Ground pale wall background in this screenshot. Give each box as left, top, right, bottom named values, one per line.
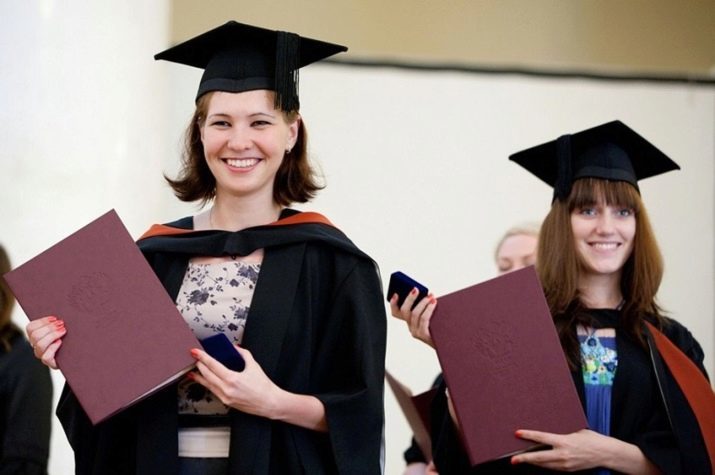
left=2, top=2, right=714, bottom=474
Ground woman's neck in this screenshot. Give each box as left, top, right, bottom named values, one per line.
left=210, top=195, right=283, bottom=232
left=578, top=272, right=624, bottom=309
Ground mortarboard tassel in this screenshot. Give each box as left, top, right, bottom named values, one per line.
left=275, top=31, right=301, bottom=112
left=554, top=134, right=573, bottom=202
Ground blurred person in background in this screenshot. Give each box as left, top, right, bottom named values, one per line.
left=0, top=243, right=53, bottom=475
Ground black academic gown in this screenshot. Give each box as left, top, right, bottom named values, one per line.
left=56, top=209, right=387, bottom=475
left=0, top=330, right=53, bottom=475
left=430, top=310, right=711, bottom=475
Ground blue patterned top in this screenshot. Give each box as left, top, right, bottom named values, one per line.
left=578, top=325, right=618, bottom=475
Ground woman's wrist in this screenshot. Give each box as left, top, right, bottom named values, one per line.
left=265, top=387, right=328, bottom=432
left=600, top=437, right=660, bottom=475
left=265, top=386, right=289, bottom=421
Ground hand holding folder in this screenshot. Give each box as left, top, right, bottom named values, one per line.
left=4, top=210, right=200, bottom=424
left=428, top=266, right=587, bottom=466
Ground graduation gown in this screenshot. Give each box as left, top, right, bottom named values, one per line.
left=0, top=330, right=53, bottom=475
left=56, top=209, right=387, bottom=475
left=429, top=310, right=711, bottom=475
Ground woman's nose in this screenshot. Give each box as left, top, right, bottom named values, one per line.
left=595, top=213, right=615, bottom=234
left=227, top=130, right=252, bottom=151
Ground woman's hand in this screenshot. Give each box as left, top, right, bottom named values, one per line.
left=190, top=345, right=281, bottom=417
left=402, top=462, right=427, bottom=475
left=402, top=460, right=439, bottom=475
left=389, top=288, right=437, bottom=348
left=26, top=316, right=66, bottom=369
left=190, top=345, right=327, bottom=431
left=511, top=429, right=661, bottom=474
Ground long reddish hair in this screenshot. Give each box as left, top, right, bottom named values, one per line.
left=537, top=178, right=665, bottom=369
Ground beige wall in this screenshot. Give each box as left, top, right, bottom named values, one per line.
left=171, top=0, right=715, bottom=76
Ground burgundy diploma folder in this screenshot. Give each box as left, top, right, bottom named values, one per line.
left=3, top=209, right=199, bottom=424
left=385, top=370, right=436, bottom=461
left=429, top=266, right=586, bottom=466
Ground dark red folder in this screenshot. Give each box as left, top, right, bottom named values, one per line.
left=385, top=370, right=437, bottom=461
left=3, top=210, right=199, bottom=424
left=429, top=266, right=586, bottom=466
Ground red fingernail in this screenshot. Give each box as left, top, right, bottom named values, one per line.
left=411, top=288, right=418, bottom=295
left=186, top=372, right=195, bottom=380
left=47, top=316, right=57, bottom=322
left=190, top=348, right=201, bottom=358
left=515, top=430, right=522, bottom=437
left=511, top=457, right=519, bottom=465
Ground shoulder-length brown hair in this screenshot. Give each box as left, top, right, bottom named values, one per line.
left=0, top=244, right=19, bottom=352
left=165, top=91, right=324, bottom=207
left=537, top=178, right=665, bottom=369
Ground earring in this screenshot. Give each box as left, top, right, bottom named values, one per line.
left=285, top=148, right=292, bottom=154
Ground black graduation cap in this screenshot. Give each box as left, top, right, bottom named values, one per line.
left=154, top=21, right=347, bottom=110
left=509, top=120, right=680, bottom=201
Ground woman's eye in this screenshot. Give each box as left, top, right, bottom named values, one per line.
left=210, top=120, right=230, bottom=127
left=252, top=120, right=271, bottom=127
left=617, top=208, right=634, bottom=217
left=580, top=208, right=596, bottom=216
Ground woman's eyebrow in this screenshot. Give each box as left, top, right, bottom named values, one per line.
left=248, top=111, right=276, bottom=119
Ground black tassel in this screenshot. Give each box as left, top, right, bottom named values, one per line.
left=554, top=134, right=573, bottom=202
left=275, top=31, right=300, bottom=111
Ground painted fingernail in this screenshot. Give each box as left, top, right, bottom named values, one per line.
left=411, top=288, right=418, bottom=295
left=47, top=316, right=57, bottom=322
left=54, top=321, right=65, bottom=329
left=190, top=348, right=201, bottom=358
left=515, top=430, right=523, bottom=437
left=511, top=456, right=519, bottom=465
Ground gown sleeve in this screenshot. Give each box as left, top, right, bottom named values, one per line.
left=312, top=258, right=387, bottom=474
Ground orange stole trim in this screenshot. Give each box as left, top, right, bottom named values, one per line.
left=138, top=211, right=335, bottom=241
left=267, top=211, right=334, bottom=227
left=138, top=224, right=193, bottom=240
left=645, top=321, right=715, bottom=473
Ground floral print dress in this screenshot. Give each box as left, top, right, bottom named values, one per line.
left=175, top=261, right=261, bottom=416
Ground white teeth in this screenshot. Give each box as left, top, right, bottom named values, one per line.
left=591, top=243, right=619, bottom=250
left=226, top=158, right=259, bottom=168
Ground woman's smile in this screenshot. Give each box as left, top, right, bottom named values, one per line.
left=223, top=157, right=262, bottom=170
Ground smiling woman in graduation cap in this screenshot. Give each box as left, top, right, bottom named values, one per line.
left=395, top=120, right=713, bottom=475
left=506, top=121, right=713, bottom=475
left=26, top=21, right=387, bottom=475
